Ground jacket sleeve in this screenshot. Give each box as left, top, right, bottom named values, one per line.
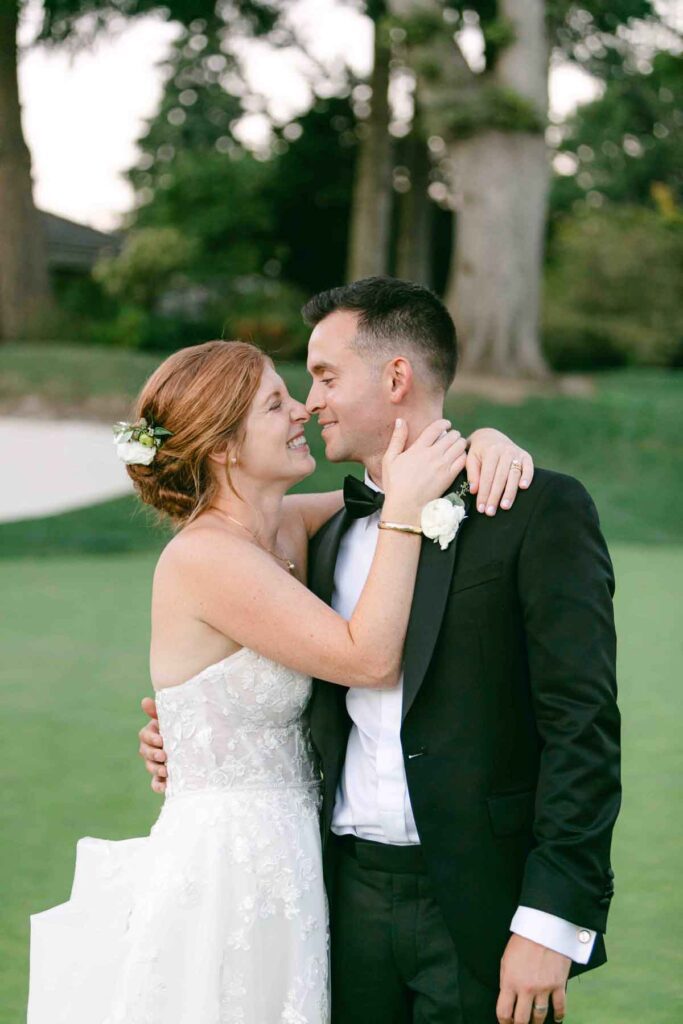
left=517, top=473, right=620, bottom=933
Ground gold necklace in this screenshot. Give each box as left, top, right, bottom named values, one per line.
left=210, top=507, right=296, bottom=573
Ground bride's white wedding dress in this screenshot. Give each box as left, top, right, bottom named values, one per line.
left=28, top=648, right=329, bottom=1024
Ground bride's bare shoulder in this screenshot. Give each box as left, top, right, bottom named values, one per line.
left=154, top=522, right=250, bottom=582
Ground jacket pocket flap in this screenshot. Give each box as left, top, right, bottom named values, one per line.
left=450, top=560, right=503, bottom=595
left=487, top=789, right=535, bottom=837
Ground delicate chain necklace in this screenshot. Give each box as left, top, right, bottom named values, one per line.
left=210, top=507, right=296, bottom=574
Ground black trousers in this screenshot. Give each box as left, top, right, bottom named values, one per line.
left=329, top=835, right=499, bottom=1024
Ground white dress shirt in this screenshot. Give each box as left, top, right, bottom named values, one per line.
left=329, top=472, right=597, bottom=964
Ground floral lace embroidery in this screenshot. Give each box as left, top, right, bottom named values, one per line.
left=33, top=649, right=330, bottom=1024
left=156, top=649, right=320, bottom=797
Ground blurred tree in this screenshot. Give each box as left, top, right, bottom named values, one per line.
left=346, top=0, right=394, bottom=280
left=393, top=106, right=435, bottom=285
left=551, top=51, right=682, bottom=214
left=0, top=0, right=278, bottom=341
left=126, top=22, right=276, bottom=283
left=390, top=0, right=549, bottom=375
left=124, top=20, right=358, bottom=295
left=387, top=0, right=663, bottom=377
left=544, top=206, right=683, bottom=369
left=94, top=226, right=199, bottom=308
left=267, top=97, right=358, bottom=293
left=0, top=2, right=52, bottom=340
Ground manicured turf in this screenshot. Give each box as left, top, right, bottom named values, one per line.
left=1, top=359, right=681, bottom=1017
left=0, top=341, right=162, bottom=406
left=1, top=366, right=681, bottom=559
left=1, top=342, right=682, bottom=544
left=0, top=545, right=681, bottom=1021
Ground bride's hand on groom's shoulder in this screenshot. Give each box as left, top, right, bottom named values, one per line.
left=466, top=428, right=534, bottom=517
left=139, top=697, right=167, bottom=794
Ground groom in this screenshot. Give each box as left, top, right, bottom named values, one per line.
left=142, top=278, right=621, bottom=1023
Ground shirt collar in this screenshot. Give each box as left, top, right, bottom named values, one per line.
left=364, top=470, right=384, bottom=495
left=361, top=470, right=383, bottom=530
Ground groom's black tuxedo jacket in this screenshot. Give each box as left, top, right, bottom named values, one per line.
left=306, top=468, right=621, bottom=989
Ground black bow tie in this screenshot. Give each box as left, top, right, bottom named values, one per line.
left=343, top=475, right=385, bottom=519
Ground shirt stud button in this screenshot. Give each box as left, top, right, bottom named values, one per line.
left=578, top=929, right=592, bottom=944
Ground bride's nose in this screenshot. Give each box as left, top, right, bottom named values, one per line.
left=290, top=401, right=310, bottom=424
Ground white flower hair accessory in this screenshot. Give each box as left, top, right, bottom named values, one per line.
left=113, top=417, right=173, bottom=466
left=420, top=481, right=470, bottom=551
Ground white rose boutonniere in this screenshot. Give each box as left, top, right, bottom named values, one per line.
left=421, top=483, right=469, bottom=551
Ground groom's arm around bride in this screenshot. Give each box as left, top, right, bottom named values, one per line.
left=494, top=469, right=620, bottom=1022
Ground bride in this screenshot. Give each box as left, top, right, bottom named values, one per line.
left=28, top=339, right=530, bottom=1024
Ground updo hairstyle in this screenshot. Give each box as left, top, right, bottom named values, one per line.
left=126, top=340, right=266, bottom=525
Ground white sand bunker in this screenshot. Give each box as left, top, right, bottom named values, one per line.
left=0, top=418, right=133, bottom=523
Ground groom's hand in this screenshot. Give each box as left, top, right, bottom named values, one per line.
left=497, top=935, right=570, bottom=1024
left=138, top=697, right=167, bottom=794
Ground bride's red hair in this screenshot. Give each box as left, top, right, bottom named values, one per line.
left=126, top=340, right=266, bottom=525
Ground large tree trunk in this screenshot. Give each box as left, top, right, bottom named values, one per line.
left=446, top=131, right=549, bottom=376
left=392, top=0, right=550, bottom=376
left=445, top=0, right=550, bottom=376
left=345, top=4, right=393, bottom=281
left=395, top=126, right=432, bottom=286
left=0, top=1, right=52, bottom=340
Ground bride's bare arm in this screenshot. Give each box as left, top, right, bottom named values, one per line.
left=167, top=419, right=462, bottom=689
left=284, top=427, right=536, bottom=541
left=170, top=529, right=415, bottom=688
left=284, top=490, right=344, bottom=538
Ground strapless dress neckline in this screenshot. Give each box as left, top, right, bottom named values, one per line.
left=154, top=645, right=256, bottom=697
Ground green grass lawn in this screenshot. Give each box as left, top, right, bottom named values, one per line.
left=1, top=355, right=682, bottom=1019
left=0, top=350, right=681, bottom=555
left=1, top=545, right=681, bottom=1021
left=0, top=341, right=162, bottom=407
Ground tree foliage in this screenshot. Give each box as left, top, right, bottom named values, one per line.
left=266, top=97, right=358, bottom=292
left=544, top=206, right=683, bottom=369
left=124, top=17, right=358, bottom=294
left=36, top=0, right=279, bottom=45
left=126, top=23, right=275, bottom=281
left=94, top=227, right=198, bottom=307
left=551, top=51, right=682, bottom=214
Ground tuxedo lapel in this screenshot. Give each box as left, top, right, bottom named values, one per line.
left=308, top=507, right=351, bottom=605
left=308, top=506, right=352, bottom=720
left=401, top=475, right=472, bottom=722
left=307, top=507, right=354, bottom=834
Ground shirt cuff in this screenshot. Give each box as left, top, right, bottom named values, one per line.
left=510, top=906, right=597, bottom=964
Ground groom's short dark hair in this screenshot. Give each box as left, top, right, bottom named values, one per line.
left=302, top=277, right=457, bottom=392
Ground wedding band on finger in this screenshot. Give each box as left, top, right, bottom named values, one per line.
left=510, top=459, right=523, bottom=473
left=533, top=1004, right=548, bottom=1013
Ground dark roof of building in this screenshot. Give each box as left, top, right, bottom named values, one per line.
left=40, top=210, right=121, bottom=272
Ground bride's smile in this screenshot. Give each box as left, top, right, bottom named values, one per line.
left=232, top=361, right=316, bottom=488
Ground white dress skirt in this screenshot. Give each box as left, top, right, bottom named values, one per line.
left=28, top=649, right=330, bottom=1024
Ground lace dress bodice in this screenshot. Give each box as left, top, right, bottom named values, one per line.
left=155, top=647, right=320, bottom=797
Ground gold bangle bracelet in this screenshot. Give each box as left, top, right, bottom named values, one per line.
left=378, top=521, right=423, bottom=536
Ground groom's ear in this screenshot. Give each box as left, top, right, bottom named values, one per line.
left=386, top=356, right=414, bottom=403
